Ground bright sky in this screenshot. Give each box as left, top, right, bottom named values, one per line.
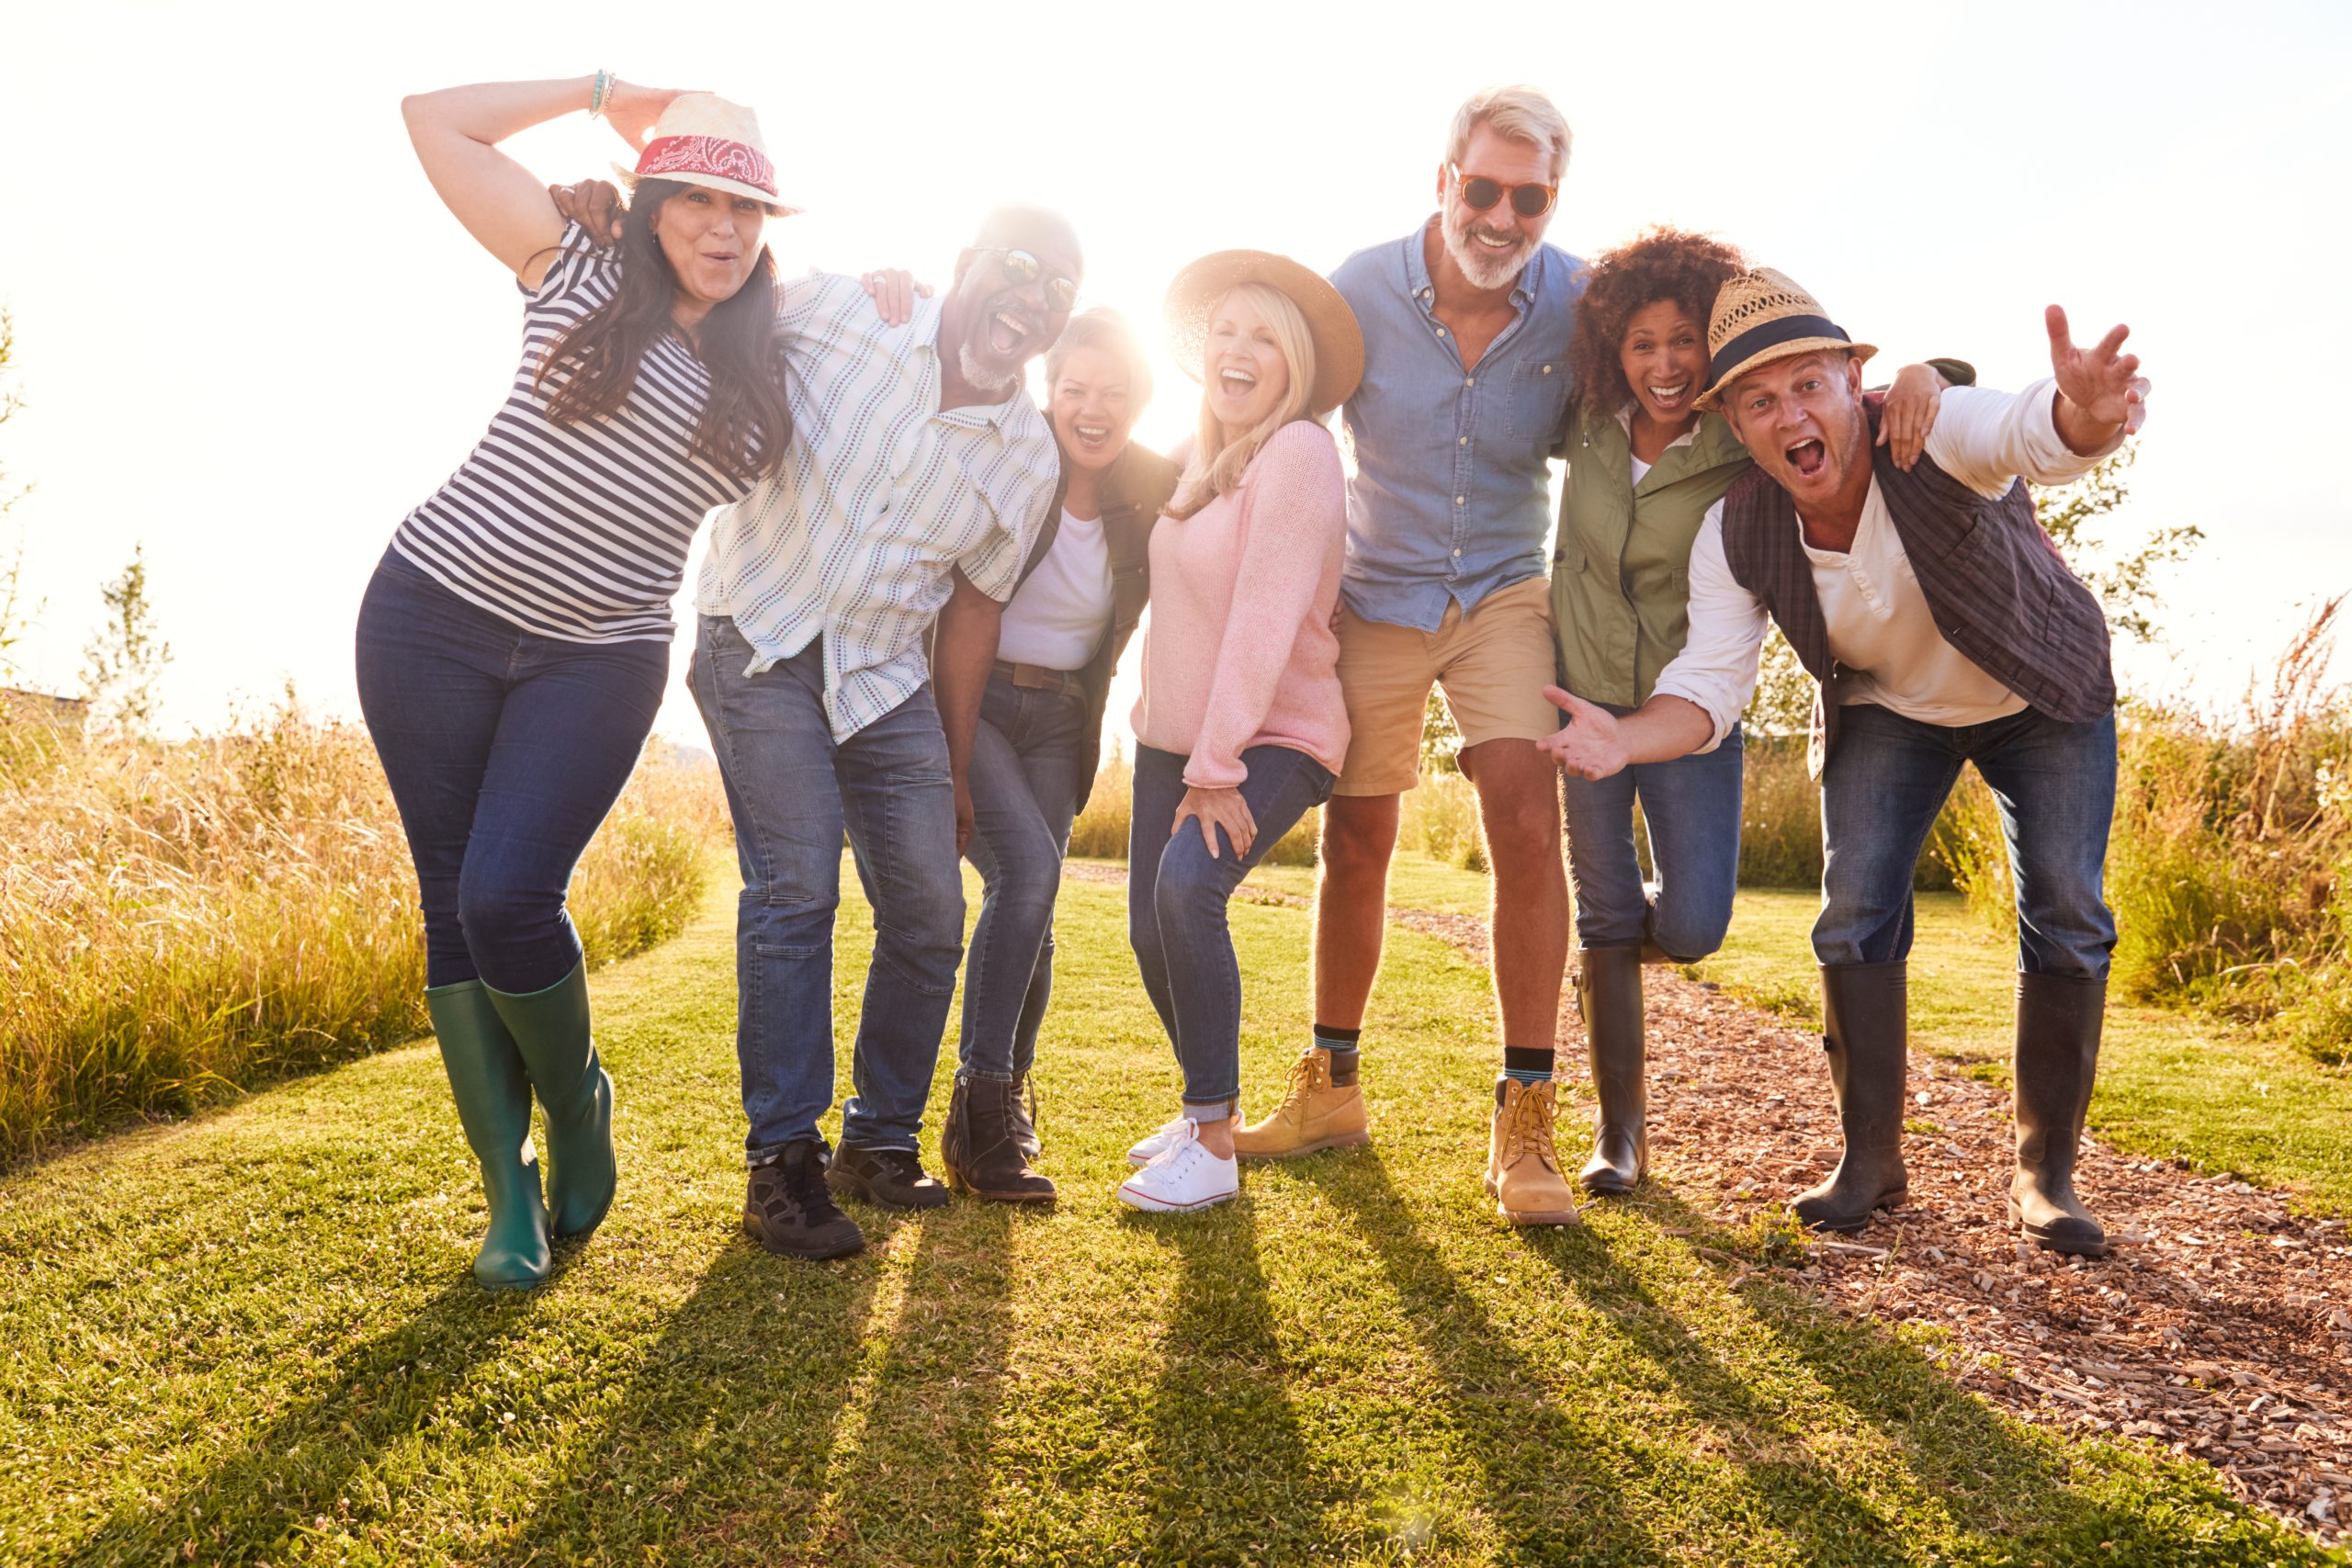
left=3, top=1, right=2346, bottom=747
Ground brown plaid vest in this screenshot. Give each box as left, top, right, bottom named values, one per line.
left=1719, top=394, right=2114, bottom=775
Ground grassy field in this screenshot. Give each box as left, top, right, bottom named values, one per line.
left=2, top=863, right=2330, bottom=1565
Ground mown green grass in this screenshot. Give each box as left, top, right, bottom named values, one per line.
left=1, top=867, right=2331, bottom=1565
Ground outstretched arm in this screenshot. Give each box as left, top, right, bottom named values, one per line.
left=401, top=75, right=682, bottom=285
left=2045, top=305, right=2150, bottom=455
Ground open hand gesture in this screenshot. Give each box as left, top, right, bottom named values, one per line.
left=2046, top=305, right=2150, bottom=438
left=1539, top=687, right=1629, bottom=781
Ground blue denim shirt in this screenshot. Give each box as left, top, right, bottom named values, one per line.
left=1329, top=222, right=1585, bottom=630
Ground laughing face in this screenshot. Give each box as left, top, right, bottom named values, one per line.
left=1202, top=289, right=1293, bottom=440
left=947, top=225, right=1082, bottom=397
left=1722, top=351, right=1869, bottom=509
left=1437, top=123, right=1556, bottom=291
left=1618, top=299, right=1707, bottom=432
left=651, top=186, right=767, bottom=307
left=1048, top=344, right=1136, bottom=476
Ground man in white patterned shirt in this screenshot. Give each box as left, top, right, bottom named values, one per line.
left=552, top=186, right=1077, bottom=1257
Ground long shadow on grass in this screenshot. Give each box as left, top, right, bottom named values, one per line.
left=494, top=1224, right=893, bottom=1561
left=58, top=1276, right=531, bottom=1566
left=1127, top=1198, right=1335, bottom=1565
left=1301, top=1149, right=1673, bottom=1564
left=1545, top=1190, right=2324, bottom=1563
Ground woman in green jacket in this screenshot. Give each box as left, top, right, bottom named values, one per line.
left=1548, top=229, right=1960, bottom=1198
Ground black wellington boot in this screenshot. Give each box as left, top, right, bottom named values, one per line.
left=942, top=1075, right=1057, bottom=1203
left=2008, top=971, right=2110, bottom=1257
left=425, top=980, right=551, bottom=1290
left=486, top=962, right=616, bottom=1241
left=1792, top=960, right=1910, bottom=1234
left=1576, top=943, right=1647, bottom=1195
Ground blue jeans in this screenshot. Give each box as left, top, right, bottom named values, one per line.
left=686, top=616, right=966, bottom=1160
left=958, top=672, right=1088, bottom=1083
left=1128, top=742, right=1335, bottom=1116
left=1816, top=702, right=2118, bottom=976
left=355, top=552, right=667, bottom=993
left=1562, top=712, right=1745, bottom=961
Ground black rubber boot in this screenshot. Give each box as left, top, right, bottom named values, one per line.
left=827, top=1144, right=952, bottom=1210
left=486, top=962, right=616, bottom=1240
left=1576, top=943, right=1647, bottom=1195
left=744, top=1140, right=865, bottom=1260
left=425, top=980, right=551, bottom=1290
left=942, top=1075, right=1057, bottom=1202
left=2008, top=971, right=2110, bottom=1257
left=1008, top=1074, right=1042, bottom=1163
left=1792, top=960, right=1910, bottom=1234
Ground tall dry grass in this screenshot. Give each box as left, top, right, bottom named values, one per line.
left=0, top=694, right=728, bottom=1164
left=1069, top=746, right=1323, bottom=867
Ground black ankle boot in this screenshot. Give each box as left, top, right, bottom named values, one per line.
left=744, top=1141, right=865, bottom=1260
left=942, top=1076, right=1057, bottom=1203
left=2009, top=971, right=2109, bottom=1257
left=1576, top=943, right=1647, bottom=1195
left=1008, top=1073, right=1042, bottom=1162
left=1792, top=960, right=1910, bottom=1234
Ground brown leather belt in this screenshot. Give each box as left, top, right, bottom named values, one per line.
left=992, top=659, right=1080, bottom=697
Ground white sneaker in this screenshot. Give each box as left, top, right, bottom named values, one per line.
left=1126, top=1115, right=1192, bottom=1167
left=1117, top=1121, right=1239, bottom=1213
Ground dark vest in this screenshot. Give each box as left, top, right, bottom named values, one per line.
left=1719, top=395, right=2113, bottom=775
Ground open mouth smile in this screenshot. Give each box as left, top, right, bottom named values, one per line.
left=1645, top=379, right=1691, bottom=411
left=1216, top=366, right=1258, bottom=399
left=985, top=310, right=1034, bottom=356
left=1786, top=437, right=1827, bottom=478
left=1070, top=421, right=1114, bottom=453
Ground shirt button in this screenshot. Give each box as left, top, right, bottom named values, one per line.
left=1544, top=365, right=1554, bottom=374
left=1454, top=496, right=1465, bottom=506
left=1464, top=377, right=1476, bottom=388
left=1457, top=436, right=1467, bottom=446
left=1453, top=548, right=1464, bottom=558
left=1435, top=327, right=1447, bottom=337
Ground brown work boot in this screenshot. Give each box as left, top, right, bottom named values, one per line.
left=1233, top=1047, right=1371, bottom=1160
left=1485, top=1078, right=1581, bottom=1226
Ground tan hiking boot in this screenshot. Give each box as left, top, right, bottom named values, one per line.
left=1485, top=1078, right=1581, bottom=1226
left=1233, top=1047, right=1370, bottom=1161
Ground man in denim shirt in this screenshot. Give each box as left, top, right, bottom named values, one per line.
left=1230, top=85, right=1588, bottom=1226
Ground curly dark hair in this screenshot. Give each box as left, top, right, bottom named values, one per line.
left=1566, top=227, right=1747, bottom=421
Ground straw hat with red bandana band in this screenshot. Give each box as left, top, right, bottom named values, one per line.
left=612, top=93, right=798, bottom=217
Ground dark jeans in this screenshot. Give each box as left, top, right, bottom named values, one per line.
left=1128, top=742, right=1335, bottom=1116
left=958, top=672, right=1088, bottom=1083
left=686, top=615, right=966, bottom=1160
left=1816, top=701, right=2118, bottom=977
left=354, top=552, right=667, bottom=992
left=1562, top=712, right=1745, bottom=962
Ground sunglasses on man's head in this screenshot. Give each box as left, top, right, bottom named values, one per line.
left=976, top=246, right=1080, bottom=311
left=1449, top=164, right=1558, bottom=220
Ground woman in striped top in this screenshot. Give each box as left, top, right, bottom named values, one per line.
left=356, top=75, right=795, bottom=1291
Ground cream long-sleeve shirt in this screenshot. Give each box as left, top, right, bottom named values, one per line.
left=1131, top=421, right=1351, bottom=788
left=1652, top=379, right=2124, bottom=749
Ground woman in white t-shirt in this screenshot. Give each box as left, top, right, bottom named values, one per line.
left=939, top=310, right=1181, bottom=1202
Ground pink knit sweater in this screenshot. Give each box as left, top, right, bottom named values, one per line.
left=1131, top=420, right=1351, bottom=789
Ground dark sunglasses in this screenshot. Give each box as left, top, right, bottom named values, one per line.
left=975, top=246, right=1080, bottom=311
left=1449, top=164, right=1558, bottom=220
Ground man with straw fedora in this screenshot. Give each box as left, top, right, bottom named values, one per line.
left=1543, top=268, right=2151, bottom=1256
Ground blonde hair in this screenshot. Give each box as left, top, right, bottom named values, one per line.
left=1167, top=283, right=1317, bottom=521
left=1445, top=85, right=1571, bottom=182
left=1045, top=306, right=1153, bottom=413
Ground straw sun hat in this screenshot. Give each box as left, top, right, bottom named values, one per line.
left=1164, top=250, right=1365, bottom=416
left=1694, top=268, right=1877, bottom=412
left=613, top=93, right=800, bottom=216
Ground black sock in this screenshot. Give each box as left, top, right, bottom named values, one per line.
left=1314, top=1023, right=1361, bottom=1086
left=1501, top=1045, right=1555, bottom=1088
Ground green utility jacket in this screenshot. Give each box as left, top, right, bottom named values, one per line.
left=1549, top=404, right=1751, bottom=709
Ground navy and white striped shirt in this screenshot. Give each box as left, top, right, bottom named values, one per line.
left=390, top=221, right=760, bottom=643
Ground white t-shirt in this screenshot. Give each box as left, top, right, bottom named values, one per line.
left=996, top=509, right=1114, bottom=671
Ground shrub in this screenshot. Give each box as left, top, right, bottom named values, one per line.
left=0, top=695, right=728, bottom=1164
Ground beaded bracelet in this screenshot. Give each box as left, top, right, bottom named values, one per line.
left=589, top=69, right=612, bottom=118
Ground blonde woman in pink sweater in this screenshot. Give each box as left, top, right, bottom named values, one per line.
left=1117, top=253, right=1365, bottom=1214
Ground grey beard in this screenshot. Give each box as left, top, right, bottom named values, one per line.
left=958, top=344, right=1021, bottom=397
left=1442, top=214, right=1534, bottom=291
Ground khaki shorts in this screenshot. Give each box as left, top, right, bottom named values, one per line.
left=1333, top=575, right=1561, bottom=796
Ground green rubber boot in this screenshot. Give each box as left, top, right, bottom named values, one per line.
left=486, top=962, right=616, bottom=1240
left=425, top=980, right=550, bottom=1290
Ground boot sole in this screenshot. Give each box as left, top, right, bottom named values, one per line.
left=1483, top=1173, right=1580, bottom=1226
left=943, top=1169, right=1057, bottom=1204
left=1795, top=1188, right=1907, bottom=1235
left=1578, top=1169, right=1645, bottom=1196
left=742, top=1214, right=865, bottom=1261
left=2006, top=1198, right=2110, bottom=1257
left=1235, top=1128, right=1372, bottom=1162
left=1116, top=1181, right=1237, bottom=1213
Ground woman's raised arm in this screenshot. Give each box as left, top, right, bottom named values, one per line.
left=401, top=75, right=681, bottom=288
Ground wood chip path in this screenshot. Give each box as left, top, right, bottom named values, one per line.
left=1062, top=861, right=2352, bottom=1546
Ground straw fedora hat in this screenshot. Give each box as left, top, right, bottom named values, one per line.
left=1164, top=250, right=1364, bottom=416
left=613, top=93, right=800, bottom=216
left=1694, top=268, right=1876, bottom=412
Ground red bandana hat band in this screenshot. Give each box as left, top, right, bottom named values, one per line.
left=633, top=135, right=778, bottom=200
